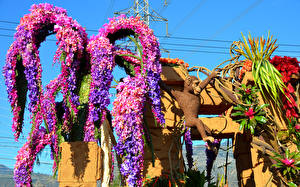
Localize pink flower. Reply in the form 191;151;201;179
245;108;255;119
281;158;295;167
295;124;300;132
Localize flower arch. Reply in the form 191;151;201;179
4;3;165;186
87;15;164;186
3;3;87;140
3;4;88;186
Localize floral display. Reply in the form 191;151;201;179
271;148;300;182
3;3;87;140
231;84;268;134
234;33;285;107
87;15;164;186
5;3;299;187
112;75;146;186
160;57;190;68
14;127;51;186
270;56;299;118
3;3;88;185
238;59;252;79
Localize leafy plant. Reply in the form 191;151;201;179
286;118;300;151
185;169;216;187
232;84;268;134
234;32;286;107
271;148;300;183
143;175;177;187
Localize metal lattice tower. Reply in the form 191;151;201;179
115;0;168;34
115;1;170;56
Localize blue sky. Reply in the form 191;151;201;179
0;0;299;175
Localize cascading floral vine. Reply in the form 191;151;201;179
14;127;51;186
112;75;146;186
3;3;88;186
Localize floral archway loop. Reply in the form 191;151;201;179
3;3;88;140
3;4;88;186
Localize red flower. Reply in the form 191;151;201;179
287;84;294;93
270;56;300;119
245;108;255;119
245;88;251;94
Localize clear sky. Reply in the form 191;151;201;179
0;0;299;175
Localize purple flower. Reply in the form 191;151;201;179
184;127;193;169
205;139;220;180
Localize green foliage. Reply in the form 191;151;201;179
216;174;226;187
231;84;268;134
143;175;177;187
15;60;28;131
185;169;216;187
78;74;91;104
271;148;300;182
59;51;66;62
234;32;286;108
286;118;300;150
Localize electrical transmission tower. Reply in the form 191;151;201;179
115;0;169;35
115;0;170;56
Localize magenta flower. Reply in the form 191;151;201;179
245;107;255;119
281;158;295;167
295;124;300;132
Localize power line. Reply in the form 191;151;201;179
211;0;264;39
161;42;300;53
101;0;116;26
170;0;208;34
0;157;52;165
0;136;26;140
1;20;300;47
161;42;228;49
164;48;228;54
0;20;18;24
1;33;300;55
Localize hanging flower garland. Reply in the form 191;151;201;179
41;76;62;172
85;35;114;141
3;3;87;140
112;75;146;186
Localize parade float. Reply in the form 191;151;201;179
3;3;299;187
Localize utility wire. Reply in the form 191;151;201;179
0;23;300;47
101;0;116;26
170;0;208;34
161;42;300;53
0;32;300;54
0;157;52;165
211;0;264;39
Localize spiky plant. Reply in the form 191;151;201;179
235;32;286;107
